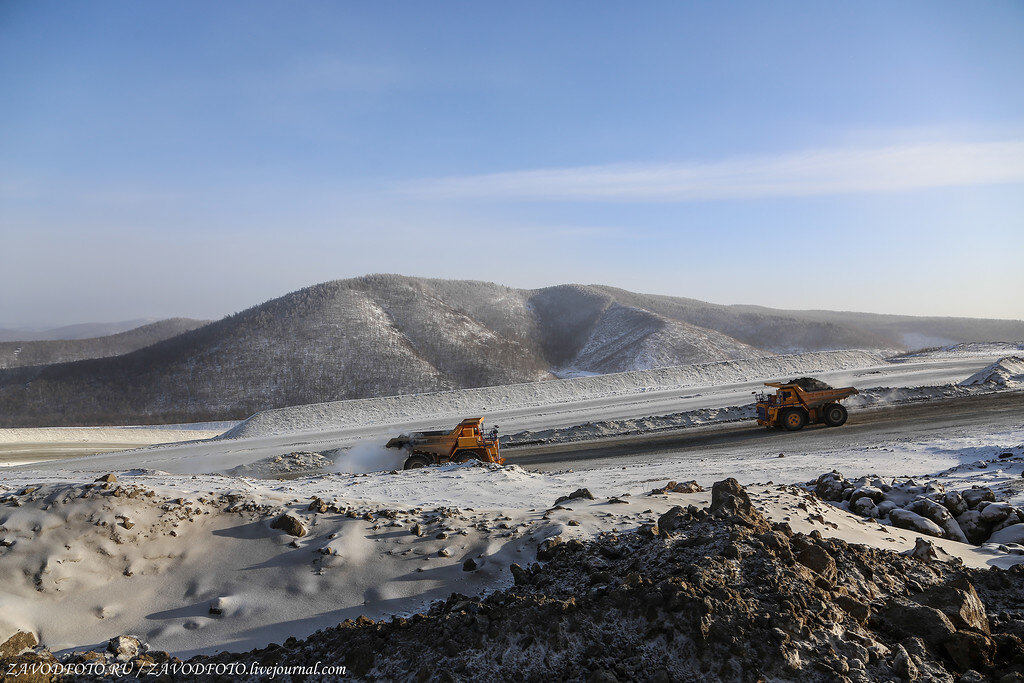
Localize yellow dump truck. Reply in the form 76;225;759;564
386;417;503;469
755;378;858;431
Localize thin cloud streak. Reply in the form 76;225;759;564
406;141;1024;202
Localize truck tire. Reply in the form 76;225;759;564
822;403;848;427
782;409;807;431
452;450;477;464
403;454;432;470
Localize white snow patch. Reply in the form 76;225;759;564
224;350;884;439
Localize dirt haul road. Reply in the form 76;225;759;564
504;390;1024;473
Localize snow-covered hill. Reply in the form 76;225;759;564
0;318;209;369
2;274;1021;427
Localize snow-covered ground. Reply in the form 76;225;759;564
2;344;1023;661
4;348;1014;474
2;422;1022;658
889;341;1024;361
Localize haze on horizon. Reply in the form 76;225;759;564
2;1;1023;328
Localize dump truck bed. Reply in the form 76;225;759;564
763;382;858;408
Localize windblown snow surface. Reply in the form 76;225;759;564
225;350;883;439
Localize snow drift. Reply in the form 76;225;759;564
223;350;884;439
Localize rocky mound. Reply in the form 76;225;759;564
7;479;1023;681
809;470;1024;549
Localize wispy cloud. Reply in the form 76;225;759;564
405;141;1024;202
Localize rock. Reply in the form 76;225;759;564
209;597;228;616
962;487;996;509
892;644;918;681
850;496;879;518
835;595;871;623
980;501;1012;524
944;631;994;672
903;537;958;563
989;523;1024;545
850;486;884;504
107;635;143;662
0;630;37;658
710;478;753;517
890;509;945;538
537;536;562;560
943;491;968;517
509;563;529;585
876;500;899;518
656;506;686;536
95;473;117;483
881;602;956;649
438;548;451;557
554;488;595;506
270;513;307;537
462;558;477;571
411;523;423;537
308;497;329;513
913;577;989;635
956;510;992;545
651;480;703;495
796;545;836;582
908;499;970;543
638;523;658;538
814;471;847;502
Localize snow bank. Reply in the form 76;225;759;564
505;405;754;445
0;426;226;445
959;356;1024;387
224;350;884;439
891;342;1024;361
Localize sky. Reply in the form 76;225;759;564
1;1;1023;328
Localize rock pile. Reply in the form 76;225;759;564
809;470;1024;548
10;479;1022;681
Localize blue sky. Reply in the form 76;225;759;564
2;1;1023;326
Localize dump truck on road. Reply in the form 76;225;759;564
386;417;503;469
755;378;858;431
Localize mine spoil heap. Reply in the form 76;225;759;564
5;479;1024;682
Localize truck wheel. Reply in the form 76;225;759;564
403;454;432;470
822;403;848;427
782;409;807;431
452;450;477;464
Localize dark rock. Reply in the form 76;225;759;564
913;577;989;635
814;471;847;502
656;506;686;537
944;630;994;672
880;602;956;649
308;497;329;513
962;488;996;509
509;563;529;585
796;545;837;582
709;478;753;517
892;644;918;681
836;595;871;624
270;513;307;537
463;558;478;572
537;536;563;560
554;488;595;506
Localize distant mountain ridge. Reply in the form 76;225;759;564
1;274;1021;427
0;319;160;342
0;318;210;369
